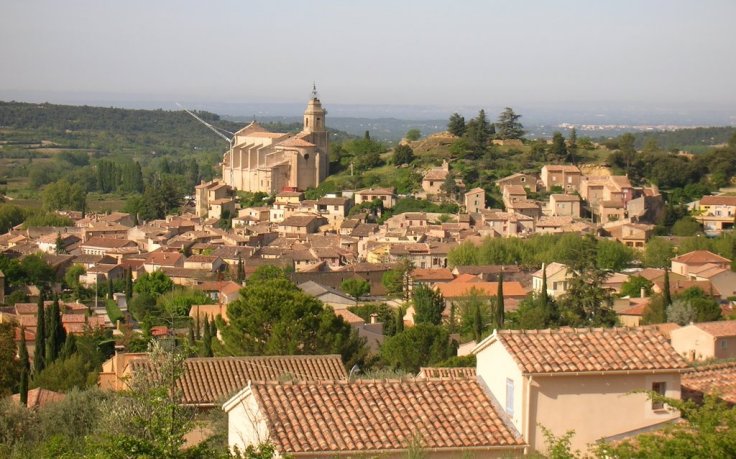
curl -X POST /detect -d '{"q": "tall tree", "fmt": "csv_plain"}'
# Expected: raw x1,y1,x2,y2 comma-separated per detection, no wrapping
341,278,371,305
236,256,245,284
550,132,568,163
46,296,66,364
18,326,30,374
412,284,445,325
107,276,114,299
568,127,578,164
202,315,213,357
495,273,505,329
393,144,415,165
495,107,524,140
19,368,28,406
447,113,466,137
540,264,550,310
125,268,133,301
0,323,20,397
465,109,494,158
34,292,46,374
663,268,672,307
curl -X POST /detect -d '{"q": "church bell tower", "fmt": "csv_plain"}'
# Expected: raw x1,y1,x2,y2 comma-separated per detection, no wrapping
303,83,329,179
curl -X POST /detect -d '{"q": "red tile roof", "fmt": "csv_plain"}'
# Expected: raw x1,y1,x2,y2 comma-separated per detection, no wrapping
11,388,65,408
436,280,526,299
133,355,347,406
693,320,736,338
411,268,455,282
700,195,736,206
484,327,688,374
671,250,731,265
247,379,525,454
417,367,477,379
682,361,736,404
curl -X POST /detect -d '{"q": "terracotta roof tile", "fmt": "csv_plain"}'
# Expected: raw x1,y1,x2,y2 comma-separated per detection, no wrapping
488,327,688,374
700,195,736,206
682,361,736,404
417,367,477,379
133,355,346,406
671,250,731,264
437,281,526,298
249,379,524,454
693,320,736,338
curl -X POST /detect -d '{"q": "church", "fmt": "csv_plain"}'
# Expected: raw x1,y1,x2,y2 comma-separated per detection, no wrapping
221,86,329,194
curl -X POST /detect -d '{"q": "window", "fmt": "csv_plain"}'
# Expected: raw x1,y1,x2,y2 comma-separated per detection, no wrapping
652,382,666,410
506,378,514,416
521,177,526,182
304,154,309,160
720,339,728,349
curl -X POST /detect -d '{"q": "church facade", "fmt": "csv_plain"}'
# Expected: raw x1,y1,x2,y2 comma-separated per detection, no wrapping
221,89,329,194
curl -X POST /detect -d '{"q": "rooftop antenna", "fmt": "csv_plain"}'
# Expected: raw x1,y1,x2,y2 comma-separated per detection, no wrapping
176,103,236,188
311,82,318,99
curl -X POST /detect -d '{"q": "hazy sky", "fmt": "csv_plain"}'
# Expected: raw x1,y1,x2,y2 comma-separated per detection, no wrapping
1,0,735,111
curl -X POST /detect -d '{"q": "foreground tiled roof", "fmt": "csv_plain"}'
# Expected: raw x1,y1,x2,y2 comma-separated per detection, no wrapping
682,361,736,404
249,379,524,454
417,367,477,379
490,327,689,374
132,355,347,406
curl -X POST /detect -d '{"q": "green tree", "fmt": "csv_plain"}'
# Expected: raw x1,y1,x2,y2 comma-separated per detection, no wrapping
202,315,213,357
0,322,20,397
447,241,479,267
64,264,86,298
663,268,672,307
34,293,46,375
671,216,702,236
550,132,568,162
405,129,421,141
133,271,174,296
412,284,445,325
620,276,654,298
447,113,466,137
596,239,635,271
464,109,494,158
642,294,667,325
380,324,454,373
644,238,675,268
340,278,371,305
495,107,524,140
393,144,415,165
45,296,66,365
219,266,366,366
382,258,414,302
236,256,245,283
441,170,459,198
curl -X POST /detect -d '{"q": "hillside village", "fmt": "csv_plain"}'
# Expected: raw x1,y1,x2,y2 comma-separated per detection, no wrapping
2,99,736,457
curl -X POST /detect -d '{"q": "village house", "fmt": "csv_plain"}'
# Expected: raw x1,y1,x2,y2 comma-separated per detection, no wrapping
671,250,731,277
694,195,736,234
540,165,581,192
314,195,352,227
548,194,581,218
502,185,527,207
464,187,486,214
196,280,242,304
143,251,185,273
80,237,139,258
223,378,526,458
277,215,328,238
473,327,688,453
36,232,81,254
532,262,572,298
80,263,124,286
421,160,450,195
195,179,237,219
681,361,736,405
354,187,396,209
671,320,736,361
82,223,132,241
183,254,224,272
607,222,654,248
495,172,538,193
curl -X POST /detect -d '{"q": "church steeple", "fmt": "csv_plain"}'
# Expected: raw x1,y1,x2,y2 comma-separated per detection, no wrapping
303,83,326,133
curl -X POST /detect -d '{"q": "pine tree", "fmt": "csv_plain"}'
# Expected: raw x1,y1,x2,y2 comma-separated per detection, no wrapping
495,107,525,140
34,292,46,374
447,113,466,137
496,273,505,329
663,268,672,307
60,333,76,359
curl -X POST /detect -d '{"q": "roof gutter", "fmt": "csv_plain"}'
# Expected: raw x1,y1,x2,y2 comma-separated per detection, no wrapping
523,368,689,377
289,444,527,457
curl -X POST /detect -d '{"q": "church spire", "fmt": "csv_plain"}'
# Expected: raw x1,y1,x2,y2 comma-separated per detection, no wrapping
311,82,319,100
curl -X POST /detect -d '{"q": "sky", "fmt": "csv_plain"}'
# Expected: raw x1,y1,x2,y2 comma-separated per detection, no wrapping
1,0,735,118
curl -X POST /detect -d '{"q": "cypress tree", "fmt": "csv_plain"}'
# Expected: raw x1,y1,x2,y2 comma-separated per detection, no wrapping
19,368,28,406
46,296,65,364
61,333,76,359
18,326,30,373
107,276,114,300
188,321,195,348
195,307,201,340
473,301,483,342
210,316,217,340
395,306,404,333
448,303,456,335
663,268,672,307
236,256,245,284
496,272,505,329
126,269,133,301
202,315,213,357
34,292,46,374
540,264,549,308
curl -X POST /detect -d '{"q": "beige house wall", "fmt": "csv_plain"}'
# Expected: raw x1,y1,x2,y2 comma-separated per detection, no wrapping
476,341,525,434
529,373,681,453
670,326,716,360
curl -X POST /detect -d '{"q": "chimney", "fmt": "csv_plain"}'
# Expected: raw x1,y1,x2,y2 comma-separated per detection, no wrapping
640,287,647,298
370,313,378,324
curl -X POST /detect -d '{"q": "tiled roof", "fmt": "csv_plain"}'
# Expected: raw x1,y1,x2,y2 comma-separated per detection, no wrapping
145,251,183,266
700,195,736,206
417,367,477,379
11,388,65,408
551,193,580,202
247,379,525,454
82,237,135,248
278,137,316,148
671,250,731,264
544,165,580,173
682,361,736,404
280,215,321,227
423,168,449,181
132,355,347,406
436,280,526,298
693,320,736,338
411,268,455,282
485,327,688,374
